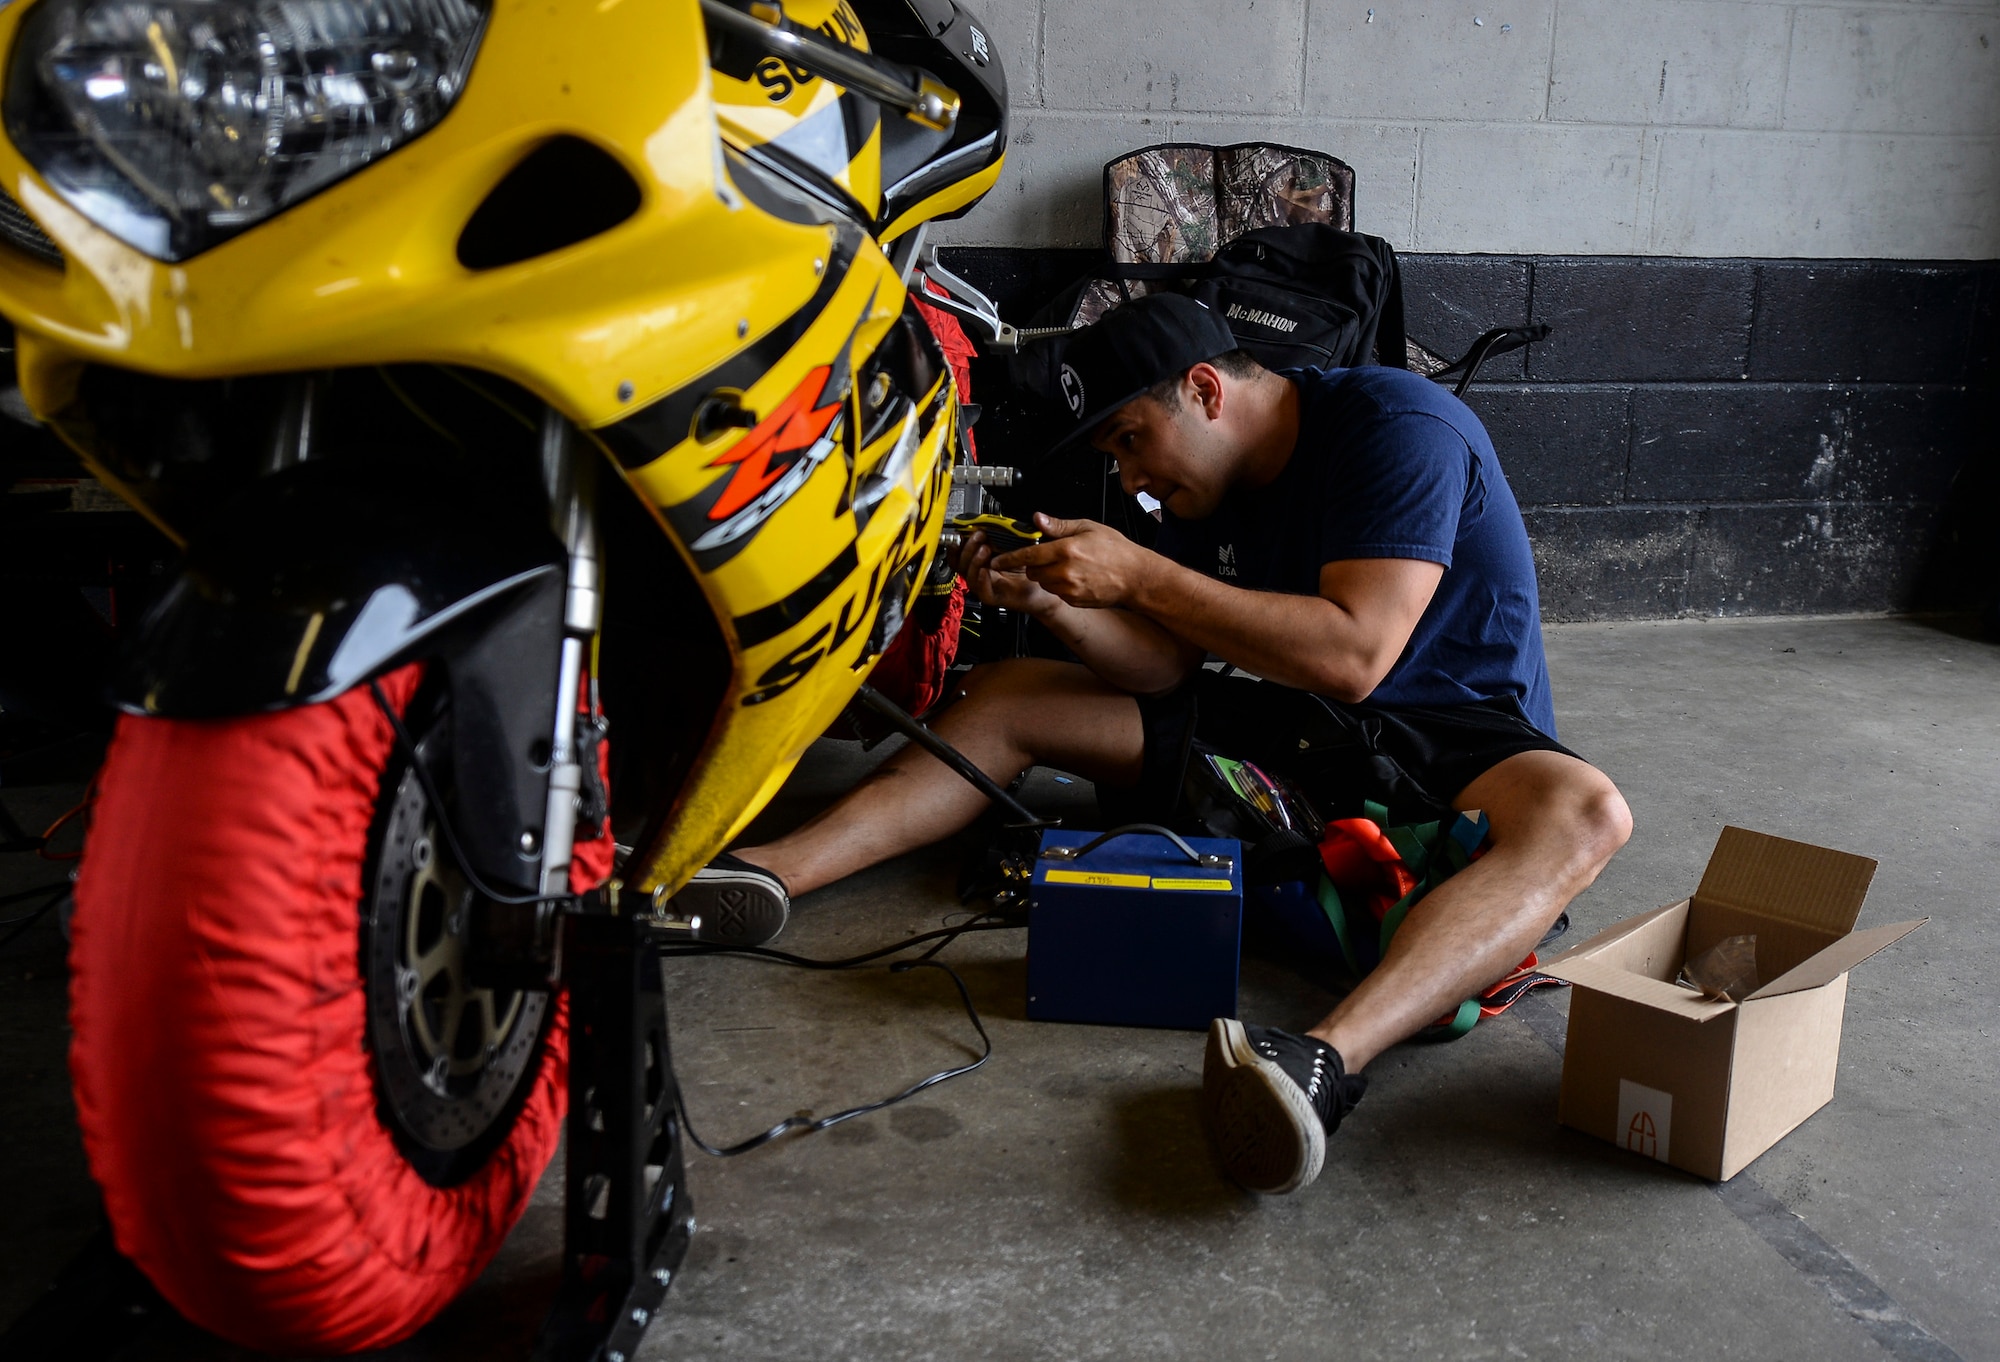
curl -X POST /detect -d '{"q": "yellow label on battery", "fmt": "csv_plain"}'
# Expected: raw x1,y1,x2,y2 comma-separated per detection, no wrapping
1151,877,1235,891
1044,869,1151,888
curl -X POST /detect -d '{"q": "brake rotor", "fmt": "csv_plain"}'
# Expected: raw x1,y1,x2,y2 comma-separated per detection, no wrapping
365,749,548,1165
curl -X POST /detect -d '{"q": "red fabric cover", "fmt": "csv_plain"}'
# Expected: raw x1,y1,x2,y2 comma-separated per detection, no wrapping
1318,817,1421,921
861,576,965,721
913,289,977,463
852,288,979,724
1317,816,1540,1026
69,666,610,1353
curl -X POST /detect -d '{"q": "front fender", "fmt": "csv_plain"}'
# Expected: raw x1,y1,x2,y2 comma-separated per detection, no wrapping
115,460,568,895
116,459,563,718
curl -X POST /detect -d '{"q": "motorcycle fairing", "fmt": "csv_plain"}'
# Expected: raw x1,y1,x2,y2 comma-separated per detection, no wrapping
0,0,1000,899
612,285,958,895
710,0,1008,241
0,0,829,432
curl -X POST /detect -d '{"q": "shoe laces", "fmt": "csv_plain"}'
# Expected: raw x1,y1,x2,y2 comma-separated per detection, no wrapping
1247,1025,1364,1131
1254,1034,1327,1104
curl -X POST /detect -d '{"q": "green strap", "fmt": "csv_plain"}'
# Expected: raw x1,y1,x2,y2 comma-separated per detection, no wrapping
1438,997,1481,1038
1339,808,1491,1041
1376,885,1422,959
1363,798,1390,825
1314,875,1359,975
1385,822,1440,870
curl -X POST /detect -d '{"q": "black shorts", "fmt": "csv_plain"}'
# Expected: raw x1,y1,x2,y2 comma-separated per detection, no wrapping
1102,670,1582,827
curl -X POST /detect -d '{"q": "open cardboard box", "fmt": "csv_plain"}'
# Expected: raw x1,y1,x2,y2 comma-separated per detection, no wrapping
1542,826,1925,1181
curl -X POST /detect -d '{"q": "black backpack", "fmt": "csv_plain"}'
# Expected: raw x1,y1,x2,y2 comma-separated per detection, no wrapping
1012,224,1543,406
1108,224,1408,373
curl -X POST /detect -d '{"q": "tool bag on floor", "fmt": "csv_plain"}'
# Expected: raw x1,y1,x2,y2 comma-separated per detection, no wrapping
1181,750,1563,1040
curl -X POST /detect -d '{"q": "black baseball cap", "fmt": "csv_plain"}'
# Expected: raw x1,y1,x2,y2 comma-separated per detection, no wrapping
1049,293,1237,452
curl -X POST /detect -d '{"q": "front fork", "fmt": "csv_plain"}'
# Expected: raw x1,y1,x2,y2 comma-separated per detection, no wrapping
532,413,695,1362
537,412,601,901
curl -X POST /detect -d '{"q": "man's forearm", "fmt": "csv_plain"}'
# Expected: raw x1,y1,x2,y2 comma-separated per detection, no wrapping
1032,597,1196,696
1127,559,1381,700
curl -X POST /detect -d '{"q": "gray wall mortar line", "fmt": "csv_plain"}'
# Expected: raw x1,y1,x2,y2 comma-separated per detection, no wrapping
1618,388,1635,505
1296,0,1311,118
1034,0,1046,113
1411,128,1426,251
1779,4,1798,131
1679,506,1701,613
1527,499,1955,512
1544,0,1561,122
1020,109,2000,141
1792,0,1998,15
1640,129,1665,255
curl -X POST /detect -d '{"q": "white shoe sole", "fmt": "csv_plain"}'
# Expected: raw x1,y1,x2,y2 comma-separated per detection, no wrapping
672,870,789,947
1201,1018,1326,1195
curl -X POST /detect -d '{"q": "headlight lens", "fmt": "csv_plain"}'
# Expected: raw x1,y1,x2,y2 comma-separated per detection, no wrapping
4,0,489,261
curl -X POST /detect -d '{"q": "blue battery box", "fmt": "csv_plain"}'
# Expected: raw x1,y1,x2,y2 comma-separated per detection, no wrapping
1026,828,1244,1031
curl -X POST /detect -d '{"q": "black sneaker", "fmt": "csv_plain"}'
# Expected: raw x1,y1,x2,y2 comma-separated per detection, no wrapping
664,853,791,947
1201,1018,1366,1194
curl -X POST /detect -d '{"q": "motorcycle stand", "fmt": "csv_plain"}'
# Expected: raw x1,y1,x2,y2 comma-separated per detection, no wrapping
531,685,1035,1360
532,906,695,1362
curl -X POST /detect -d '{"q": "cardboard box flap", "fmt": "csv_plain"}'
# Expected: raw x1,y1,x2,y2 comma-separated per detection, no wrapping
1746,918,1927,1000
1694,827,1877,935
1539,953,1735,1022
1542,900,1686,969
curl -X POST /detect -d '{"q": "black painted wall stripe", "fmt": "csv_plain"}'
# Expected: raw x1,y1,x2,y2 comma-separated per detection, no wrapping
935,248,1998,623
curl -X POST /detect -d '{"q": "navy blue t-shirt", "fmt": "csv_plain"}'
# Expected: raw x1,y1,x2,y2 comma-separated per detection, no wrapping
1153,366,1557,736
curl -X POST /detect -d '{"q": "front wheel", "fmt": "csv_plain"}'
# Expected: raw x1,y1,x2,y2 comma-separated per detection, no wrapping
68,665,601,1353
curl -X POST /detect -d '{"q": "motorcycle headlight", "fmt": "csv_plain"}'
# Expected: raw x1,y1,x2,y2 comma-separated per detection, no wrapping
4,0,489,261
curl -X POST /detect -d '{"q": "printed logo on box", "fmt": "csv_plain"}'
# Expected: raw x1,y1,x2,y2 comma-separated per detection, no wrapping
1044,869,1149,889
1616,1079,1673,1163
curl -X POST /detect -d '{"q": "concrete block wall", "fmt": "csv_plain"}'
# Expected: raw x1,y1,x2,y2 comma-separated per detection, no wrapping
940,0,2000,259
931,1,1997,621
939,247,1996,620
1412,257,1993,619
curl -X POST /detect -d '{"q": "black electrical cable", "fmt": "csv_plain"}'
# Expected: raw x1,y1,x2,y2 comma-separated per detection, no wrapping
370,680,577,909
658,905,1022,1156
0,885,68,949
1,881,69,907
672,958,993,1158
655,914,1020,970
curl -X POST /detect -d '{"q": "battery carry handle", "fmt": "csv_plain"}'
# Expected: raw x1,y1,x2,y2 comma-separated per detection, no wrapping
1039,823,1235,872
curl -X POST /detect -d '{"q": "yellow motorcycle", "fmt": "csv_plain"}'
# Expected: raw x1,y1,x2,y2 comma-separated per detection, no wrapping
0,0,1009,1354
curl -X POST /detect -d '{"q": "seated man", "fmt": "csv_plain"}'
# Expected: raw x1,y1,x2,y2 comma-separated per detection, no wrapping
674,293,1632,1195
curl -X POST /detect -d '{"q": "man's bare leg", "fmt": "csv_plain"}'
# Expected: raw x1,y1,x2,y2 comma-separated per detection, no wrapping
735,658,1149,897
1202,748,1630,1193
1306,749,1633,1071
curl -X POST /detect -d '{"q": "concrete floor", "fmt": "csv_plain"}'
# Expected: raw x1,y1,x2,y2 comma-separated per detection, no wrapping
2,615,1995,1360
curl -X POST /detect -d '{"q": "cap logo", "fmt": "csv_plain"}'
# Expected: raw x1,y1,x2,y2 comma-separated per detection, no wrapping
1058,363,1086,417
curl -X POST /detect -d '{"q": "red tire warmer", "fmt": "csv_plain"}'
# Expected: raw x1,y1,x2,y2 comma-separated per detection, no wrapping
69,666,612,1353
853,290,978,721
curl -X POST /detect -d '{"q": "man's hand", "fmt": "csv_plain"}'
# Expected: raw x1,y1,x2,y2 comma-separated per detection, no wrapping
950,531,1062,615
989,514,1159,610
